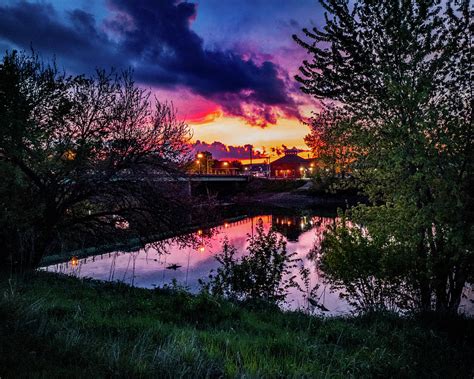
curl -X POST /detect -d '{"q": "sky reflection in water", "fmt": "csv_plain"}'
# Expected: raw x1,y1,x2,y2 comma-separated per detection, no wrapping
43,214,473,316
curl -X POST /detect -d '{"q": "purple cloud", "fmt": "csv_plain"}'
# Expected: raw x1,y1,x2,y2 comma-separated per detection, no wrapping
0,0,302,127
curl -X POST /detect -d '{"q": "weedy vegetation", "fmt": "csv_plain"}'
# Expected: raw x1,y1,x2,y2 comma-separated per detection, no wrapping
0,272,473,378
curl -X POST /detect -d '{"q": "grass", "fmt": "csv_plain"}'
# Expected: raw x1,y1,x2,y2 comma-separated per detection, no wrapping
0,272,473,378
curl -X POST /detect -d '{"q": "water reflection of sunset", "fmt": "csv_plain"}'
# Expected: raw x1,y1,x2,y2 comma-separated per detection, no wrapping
44,215,349,314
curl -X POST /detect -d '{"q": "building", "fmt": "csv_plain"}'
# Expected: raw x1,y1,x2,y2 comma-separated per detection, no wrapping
211,160,241,175
270,149,315,178
242,163,270,177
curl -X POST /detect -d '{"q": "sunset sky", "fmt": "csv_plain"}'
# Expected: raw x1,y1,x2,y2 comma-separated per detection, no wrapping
0,0,325,160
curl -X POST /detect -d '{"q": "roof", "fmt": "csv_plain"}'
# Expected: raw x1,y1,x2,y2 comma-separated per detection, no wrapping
270,154,308,166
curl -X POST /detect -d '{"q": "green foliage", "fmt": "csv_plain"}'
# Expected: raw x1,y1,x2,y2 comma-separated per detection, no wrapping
1,272,473,377
201,219,300,305
304,109,354,178
295,0,473,314
320,212,418,313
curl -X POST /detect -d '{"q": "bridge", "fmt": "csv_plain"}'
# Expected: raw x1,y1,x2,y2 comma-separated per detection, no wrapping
181,174,249,197
187,174,249,182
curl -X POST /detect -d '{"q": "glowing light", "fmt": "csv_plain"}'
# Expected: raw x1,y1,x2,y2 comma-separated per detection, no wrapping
197,229,203,235
224,223,229,228
197,153,204,158
199,246,205,253
223,162,229,166
62,150,76,161
70,256,79,267
299,167,304,171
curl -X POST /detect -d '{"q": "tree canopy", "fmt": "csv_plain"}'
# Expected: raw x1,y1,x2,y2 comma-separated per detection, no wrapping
295,0,473,314
0,51,192,270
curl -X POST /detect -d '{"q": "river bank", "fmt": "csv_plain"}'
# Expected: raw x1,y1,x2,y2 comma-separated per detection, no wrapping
230,177,367,210
1,271,473,378
234,190,364,209
40,184,351,267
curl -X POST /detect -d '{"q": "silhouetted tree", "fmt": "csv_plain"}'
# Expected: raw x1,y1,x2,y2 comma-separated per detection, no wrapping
0,51,192,271
295,1,472,314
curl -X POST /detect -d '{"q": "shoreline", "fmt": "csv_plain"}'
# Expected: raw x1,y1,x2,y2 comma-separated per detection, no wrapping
40,190,358,267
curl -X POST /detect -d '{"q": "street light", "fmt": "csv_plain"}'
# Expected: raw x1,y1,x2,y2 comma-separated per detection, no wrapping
197,153,203,158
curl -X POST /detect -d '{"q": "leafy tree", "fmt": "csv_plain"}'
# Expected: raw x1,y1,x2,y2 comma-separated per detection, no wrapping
201,219,300,305
304,108,353,178
0,51,192,271
319,214,419,313
295,0,473,314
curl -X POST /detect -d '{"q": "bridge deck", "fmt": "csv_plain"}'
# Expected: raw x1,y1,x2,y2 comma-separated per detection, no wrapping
188,175,248,182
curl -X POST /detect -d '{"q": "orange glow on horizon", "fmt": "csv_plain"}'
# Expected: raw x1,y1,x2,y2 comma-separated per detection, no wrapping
153,86,318,153
190,114,311,154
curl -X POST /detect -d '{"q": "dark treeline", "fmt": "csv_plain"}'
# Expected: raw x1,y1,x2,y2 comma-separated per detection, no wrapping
0,51,198,271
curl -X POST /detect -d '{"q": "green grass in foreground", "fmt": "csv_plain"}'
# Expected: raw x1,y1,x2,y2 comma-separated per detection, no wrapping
0,272,473,378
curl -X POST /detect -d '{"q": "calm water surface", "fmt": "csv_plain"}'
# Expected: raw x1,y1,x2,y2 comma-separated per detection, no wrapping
43,213,473,316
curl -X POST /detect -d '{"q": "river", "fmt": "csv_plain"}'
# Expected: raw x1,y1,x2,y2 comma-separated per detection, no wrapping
42,210,473,316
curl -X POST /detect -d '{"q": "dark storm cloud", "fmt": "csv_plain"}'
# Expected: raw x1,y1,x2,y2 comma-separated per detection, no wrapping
0,0,301,126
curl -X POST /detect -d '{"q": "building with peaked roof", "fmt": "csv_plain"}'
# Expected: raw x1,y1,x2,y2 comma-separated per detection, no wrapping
270,149,315,178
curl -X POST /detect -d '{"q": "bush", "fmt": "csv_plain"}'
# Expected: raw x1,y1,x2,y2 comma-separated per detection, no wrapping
201,219,300,305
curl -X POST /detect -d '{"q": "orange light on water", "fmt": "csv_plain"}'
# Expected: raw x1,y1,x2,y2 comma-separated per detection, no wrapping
70,256,79,267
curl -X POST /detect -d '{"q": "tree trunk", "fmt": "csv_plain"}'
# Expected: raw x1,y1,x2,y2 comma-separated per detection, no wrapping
447,268,466,314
